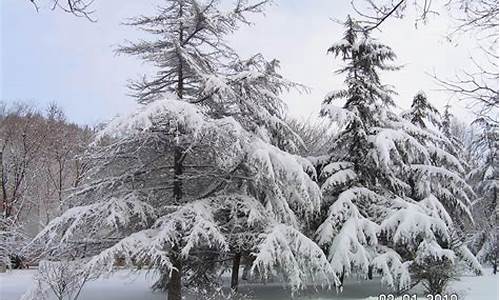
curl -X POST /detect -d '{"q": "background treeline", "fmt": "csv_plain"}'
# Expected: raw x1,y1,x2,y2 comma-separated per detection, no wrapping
0,103,93,267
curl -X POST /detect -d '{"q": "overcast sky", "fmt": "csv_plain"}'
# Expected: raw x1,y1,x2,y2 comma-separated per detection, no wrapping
1,0,479,125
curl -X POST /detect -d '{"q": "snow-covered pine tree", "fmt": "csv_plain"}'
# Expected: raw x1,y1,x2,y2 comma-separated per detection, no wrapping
440,103,472,166
227,54,307,154
400,92,482,292
402,92,474,227
468,118,499,273
316,16,409,290
25,1,336,299
115,2,334,292
315,16,481,293
441,103,453,139
402,91,441,129
213,53,336,292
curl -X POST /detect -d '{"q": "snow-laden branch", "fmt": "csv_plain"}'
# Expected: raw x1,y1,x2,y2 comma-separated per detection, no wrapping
252,224,340,292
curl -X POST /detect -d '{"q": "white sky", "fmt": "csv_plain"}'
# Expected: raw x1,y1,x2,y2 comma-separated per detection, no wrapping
1,0,480,125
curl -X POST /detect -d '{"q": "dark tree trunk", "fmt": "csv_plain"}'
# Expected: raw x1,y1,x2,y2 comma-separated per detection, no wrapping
339,267,345,286
0,150,10,218
168,142,183,300
173,146,183,203
168,256,182,300
166,135,183,299
368,265,373,279
231,253,241,292
168,5,185,299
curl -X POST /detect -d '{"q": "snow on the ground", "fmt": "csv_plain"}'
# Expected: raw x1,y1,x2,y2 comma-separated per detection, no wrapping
0,269,164,300
449,271,499,300
0,268,498,300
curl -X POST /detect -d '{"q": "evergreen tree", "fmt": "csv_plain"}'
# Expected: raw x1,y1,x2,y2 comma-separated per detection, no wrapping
468,118,499,273
402,91,441,129
403,92,474,226
316,16,410,290
25,1,336,299
440,102,471,166
401,92,482,292
441,103,453,138
315,17,481,294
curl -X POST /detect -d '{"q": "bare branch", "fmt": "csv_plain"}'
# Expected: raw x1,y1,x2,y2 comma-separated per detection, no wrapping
27,0,96,21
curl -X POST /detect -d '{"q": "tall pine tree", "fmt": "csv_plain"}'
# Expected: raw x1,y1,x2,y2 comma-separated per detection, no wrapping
25,1,336,299
315,17,481,294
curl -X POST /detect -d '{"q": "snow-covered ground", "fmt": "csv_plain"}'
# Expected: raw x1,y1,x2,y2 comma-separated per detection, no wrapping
0,269,498,300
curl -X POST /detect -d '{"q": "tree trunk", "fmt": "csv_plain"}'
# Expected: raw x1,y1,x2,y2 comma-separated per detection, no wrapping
167,145,183,299
231,253,241,292
173,146,183,203
368,265,373,280
168,256,182,300
0,150,10,218
167,71,184,296
167,7,185,298
339,267,345,285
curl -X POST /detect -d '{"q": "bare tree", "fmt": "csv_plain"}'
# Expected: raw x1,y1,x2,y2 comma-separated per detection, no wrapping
446,0,499,42
350,0,438,31
28,0,96,21
21,259,96,300
351,0,497,34
42,104,93,215
0,104,48,224
0,103,92,271
434,0,498,123
0,104,48,271
431,52,498,123
352,0,498,122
